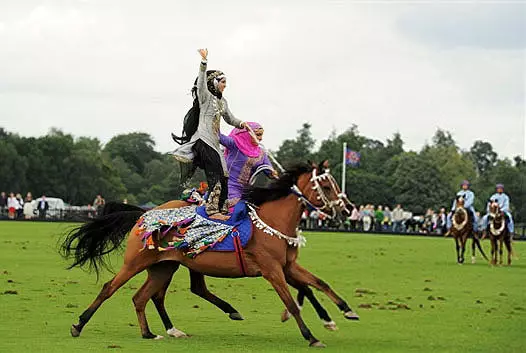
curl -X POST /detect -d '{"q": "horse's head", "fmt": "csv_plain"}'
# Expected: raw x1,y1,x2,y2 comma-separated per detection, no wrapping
455,195,465,209
294,162,351,219
488,200,502,220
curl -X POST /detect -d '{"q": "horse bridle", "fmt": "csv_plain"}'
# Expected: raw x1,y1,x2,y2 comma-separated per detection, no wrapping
488,201,506,236
291,169,347,219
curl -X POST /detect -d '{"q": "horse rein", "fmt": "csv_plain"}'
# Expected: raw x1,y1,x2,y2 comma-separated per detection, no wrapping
290,169,344,220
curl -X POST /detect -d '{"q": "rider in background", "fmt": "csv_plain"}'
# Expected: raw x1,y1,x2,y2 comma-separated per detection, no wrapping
482,183,514,237
446,180,478,234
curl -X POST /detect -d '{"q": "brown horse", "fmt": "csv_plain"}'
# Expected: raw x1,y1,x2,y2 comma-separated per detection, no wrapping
448,196,487,264
62,164,358,347
487,201,513,265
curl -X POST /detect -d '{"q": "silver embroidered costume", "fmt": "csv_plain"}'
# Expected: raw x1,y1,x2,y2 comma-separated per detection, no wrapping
172,61,242,175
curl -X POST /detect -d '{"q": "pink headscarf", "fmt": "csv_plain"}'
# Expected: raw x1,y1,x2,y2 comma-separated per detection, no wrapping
226,122,262,158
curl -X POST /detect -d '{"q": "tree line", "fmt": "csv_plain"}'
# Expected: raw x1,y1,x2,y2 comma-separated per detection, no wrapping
0,125,524,221
276,123,525,222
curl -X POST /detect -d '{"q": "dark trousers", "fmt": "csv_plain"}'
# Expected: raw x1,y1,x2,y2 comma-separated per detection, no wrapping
192,140,228,213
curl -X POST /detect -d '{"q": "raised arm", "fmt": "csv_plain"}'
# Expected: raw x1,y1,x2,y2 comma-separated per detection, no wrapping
219,133,236,150
196,49,210,104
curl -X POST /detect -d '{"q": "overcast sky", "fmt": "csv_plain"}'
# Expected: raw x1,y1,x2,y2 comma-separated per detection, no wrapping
0,0,524,158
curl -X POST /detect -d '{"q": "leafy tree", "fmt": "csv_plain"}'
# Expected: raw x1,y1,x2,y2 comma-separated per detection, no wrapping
470,140,497,175
276,123,315,166
104,133,161,174
389,152,450,212
432,128,457,149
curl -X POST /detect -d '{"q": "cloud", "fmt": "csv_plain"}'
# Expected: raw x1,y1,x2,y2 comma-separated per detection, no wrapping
397,2,526,50
0,1,523,160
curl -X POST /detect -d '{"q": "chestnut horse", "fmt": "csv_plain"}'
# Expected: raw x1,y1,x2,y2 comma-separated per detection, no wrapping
448,195,487,264
62,164,358,347
487,201,513,265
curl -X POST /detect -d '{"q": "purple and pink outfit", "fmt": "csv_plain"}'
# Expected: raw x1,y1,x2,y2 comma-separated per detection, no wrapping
219,122,273,209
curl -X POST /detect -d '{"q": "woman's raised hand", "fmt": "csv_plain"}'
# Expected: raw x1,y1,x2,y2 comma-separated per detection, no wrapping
198,48,208,61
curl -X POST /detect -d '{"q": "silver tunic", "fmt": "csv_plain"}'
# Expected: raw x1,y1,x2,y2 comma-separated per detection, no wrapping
173,61,242,176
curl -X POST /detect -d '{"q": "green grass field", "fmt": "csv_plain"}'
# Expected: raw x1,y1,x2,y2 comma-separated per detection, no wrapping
0,222,525,353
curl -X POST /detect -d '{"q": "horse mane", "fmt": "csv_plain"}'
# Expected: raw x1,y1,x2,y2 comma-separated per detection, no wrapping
243,163,312,206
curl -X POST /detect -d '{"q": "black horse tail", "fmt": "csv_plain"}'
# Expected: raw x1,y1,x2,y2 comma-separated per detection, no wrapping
473,235,489,261
61,202,146,277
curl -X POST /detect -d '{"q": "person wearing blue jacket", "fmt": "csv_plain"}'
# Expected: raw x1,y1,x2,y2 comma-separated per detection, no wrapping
482,183,514,234
447,180,478,232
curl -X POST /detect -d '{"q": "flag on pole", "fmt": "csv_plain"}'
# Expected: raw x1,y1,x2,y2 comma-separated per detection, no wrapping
345,149,361,166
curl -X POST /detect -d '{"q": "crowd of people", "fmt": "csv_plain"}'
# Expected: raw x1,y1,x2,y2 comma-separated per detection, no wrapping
299,181,516,237
0,191,49,220
0,191,109,220
300,204,448,235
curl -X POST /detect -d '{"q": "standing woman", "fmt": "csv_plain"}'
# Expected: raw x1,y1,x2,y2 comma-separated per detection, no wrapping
173,49,248,219
23,192,34,219
7,192,17,220
220,122,277,211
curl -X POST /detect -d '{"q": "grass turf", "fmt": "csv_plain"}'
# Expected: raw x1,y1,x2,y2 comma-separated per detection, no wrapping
0,221,525,353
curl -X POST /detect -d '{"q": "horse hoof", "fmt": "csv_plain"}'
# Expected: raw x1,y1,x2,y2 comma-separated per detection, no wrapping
323,320,338,331
310,341,327,348
167,327,188,338
281,310,291,322
70,325,81,337
154,335,164,340
344,311,360,320
229,312,244,321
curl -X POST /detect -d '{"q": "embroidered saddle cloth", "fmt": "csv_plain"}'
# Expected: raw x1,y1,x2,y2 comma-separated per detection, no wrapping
135,202,252,257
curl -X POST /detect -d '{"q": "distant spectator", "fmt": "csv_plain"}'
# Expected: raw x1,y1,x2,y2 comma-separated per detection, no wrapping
37,195,49,219
23,192,34,219
87,204,94,218
349,203,360,231
15,193,24,219
7,192,17,219
93,194,105,216
392,204,404,233
0,192,7,215
374,206,384,231
309,210,319,229
383,206,392,231
437,208,447,234
300,210,308,229
123,198,128,205
362,205,373,232
424,208,434,234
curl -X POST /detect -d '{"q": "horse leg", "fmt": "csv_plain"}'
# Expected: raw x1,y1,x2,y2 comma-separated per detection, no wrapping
71,261,147,337
148,261,188,338
261,264,323,347
460,236,467,264
286,262,359,321
282,277,336,331
133,261,185,339
189,270,244,321
490,237,497,265
281,289,305,323
455,237,461,264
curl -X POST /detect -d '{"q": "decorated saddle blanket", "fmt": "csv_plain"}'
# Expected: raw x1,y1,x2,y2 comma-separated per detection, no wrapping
135,202,252,257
